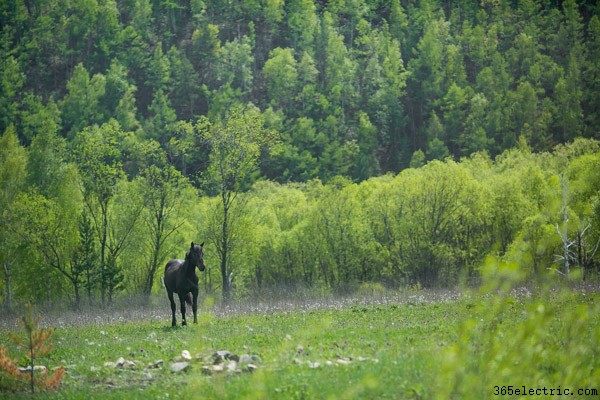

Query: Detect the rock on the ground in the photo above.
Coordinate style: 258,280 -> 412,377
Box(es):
18,365 -> 46,373
148,359 -> 164,369
245,363 -> 258,372
213,350 -> 232,363
170,362 -> 190,373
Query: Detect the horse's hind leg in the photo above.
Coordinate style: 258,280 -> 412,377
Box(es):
168,291 -> 177,327
178,293 -> 187,326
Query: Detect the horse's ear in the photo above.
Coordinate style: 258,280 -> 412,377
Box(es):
200,242 -> 204,247
190,241 -> 195,249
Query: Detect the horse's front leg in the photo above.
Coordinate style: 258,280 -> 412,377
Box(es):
168,291 -> 177,327
178,293 -> 187,326
192,288 -> 199,324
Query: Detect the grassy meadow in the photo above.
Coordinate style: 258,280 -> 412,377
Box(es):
1,286 -> 599,399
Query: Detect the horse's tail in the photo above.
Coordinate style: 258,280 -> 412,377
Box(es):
185,292 -> 192,307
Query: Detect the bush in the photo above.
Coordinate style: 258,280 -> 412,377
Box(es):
435,260 -> 600,399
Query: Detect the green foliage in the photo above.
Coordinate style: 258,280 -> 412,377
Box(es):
0,126 -> 27,210
263,47 -> 299,112
211,36 -> 254,108
436,259 -> 600,399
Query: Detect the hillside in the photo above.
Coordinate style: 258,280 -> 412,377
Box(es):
1,0 -> 599,182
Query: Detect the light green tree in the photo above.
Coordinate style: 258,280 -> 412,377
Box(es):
286,0 -> 319,51
263,47 -> 299,112
201,106 -> 279,302
211,36 -> 254,109
74,120 -> 125,305
9,188 -> 84,307
60,63 -> 107,139
137,164 -> 194,297
0,126 -> 28,311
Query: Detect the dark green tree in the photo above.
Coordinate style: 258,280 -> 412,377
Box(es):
144,89 -> 177,144
0,56 -> 24,133
167,46 -> 201,120
75,210 -> 98,306
583,16 -> 600,136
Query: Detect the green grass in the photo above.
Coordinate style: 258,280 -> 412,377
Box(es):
1,289 -> 599,399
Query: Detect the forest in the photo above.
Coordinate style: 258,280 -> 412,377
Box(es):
1,0 -> 599,308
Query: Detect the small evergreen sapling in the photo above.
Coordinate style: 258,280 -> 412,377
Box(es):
0,304 -> 65,393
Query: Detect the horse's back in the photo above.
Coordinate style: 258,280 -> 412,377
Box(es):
165,259 -> 183,272
164,259 -> 183,291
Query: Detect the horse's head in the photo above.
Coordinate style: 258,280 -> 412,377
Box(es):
187,241 -> 206,272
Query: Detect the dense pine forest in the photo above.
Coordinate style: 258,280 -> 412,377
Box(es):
1,0 -> 599,307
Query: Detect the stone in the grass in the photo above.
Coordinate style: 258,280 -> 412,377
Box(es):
251,355 -> 262,364
238,354 -> 253,365
170,362 -> 190,373
18,365 -> 46,373
336,357 -> 351,365
213,350 -> 232,363
148,360 -> 164,369
245,363 -> 258,373
226,361 -> 238,372
202,365 -> 225,375
199,350 -> 261,375
212,364 -> 224,372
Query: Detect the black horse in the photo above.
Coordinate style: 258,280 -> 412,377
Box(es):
164,242 -> 206,326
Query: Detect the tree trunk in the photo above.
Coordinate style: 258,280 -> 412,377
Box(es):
73,281 -> 81,310
221,190 -> 231,303
221,247 -> 230,303
86,267 -> 93,306
100,201 -> 108,306
144,236 -> 161,297
220,218 -> 231,302
3,261 -> 12,312
561,173 -> 570,276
